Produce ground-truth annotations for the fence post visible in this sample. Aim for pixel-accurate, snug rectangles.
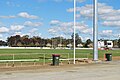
[12,54,15,67]
[43,53,45,65]
[87,53,89,59]
[68,53,70,64]
[21,61,23,67]
[34,60,36,66]
[6,61,9,67]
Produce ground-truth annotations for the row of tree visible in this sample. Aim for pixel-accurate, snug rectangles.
[0,33,120,48]
[6,33,83,47]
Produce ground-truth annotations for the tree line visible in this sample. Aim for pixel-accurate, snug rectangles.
[0,33,120,48]
[6,33,83,47]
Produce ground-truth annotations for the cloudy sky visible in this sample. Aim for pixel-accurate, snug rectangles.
[0,0,120,41]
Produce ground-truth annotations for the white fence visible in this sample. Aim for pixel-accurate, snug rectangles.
[0,46,93,49]
[0,53,89,68]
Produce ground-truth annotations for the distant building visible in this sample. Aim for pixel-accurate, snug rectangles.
[98,41,104,48]
[77,44,83,48]
[87,43,93,48]
[46,43,52,47]
[98,41,113,48]
[58,44,63,47]
[106,41,113,48]
[67,43,72,48]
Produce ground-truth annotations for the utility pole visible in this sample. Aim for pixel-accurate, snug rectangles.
[93,0,98,61]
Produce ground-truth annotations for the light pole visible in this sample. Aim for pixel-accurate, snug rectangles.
[73,0,76,64]
[93,0,98,61]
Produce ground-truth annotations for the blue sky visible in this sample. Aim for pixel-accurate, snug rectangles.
[0,0,120,41]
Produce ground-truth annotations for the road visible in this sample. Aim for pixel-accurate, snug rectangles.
[0,61,120,80]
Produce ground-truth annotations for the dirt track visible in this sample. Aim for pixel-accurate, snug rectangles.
[0,61,120,80]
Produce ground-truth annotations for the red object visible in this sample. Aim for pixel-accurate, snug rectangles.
[52,54,60,57]
[104,48,109,50]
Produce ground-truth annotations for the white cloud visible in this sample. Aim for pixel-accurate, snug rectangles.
[0,12,40,19]
[99,30,114,38]
[67,7,81,12]
[12,32,22,36]
[100,10,120,21]
[29,28,38,33]
[10,25,24,31]
[6,1,20,7]
[50,20,60,25]
[49,21,74,36]
[28,28,41,37]
[76,22,92,34]
[98,3,114,15]
[48,28,58,36]
[98,29,120,39]
[18,12,39,19]
[24,21,43,27]
[67,2,120,32]
[0,27,9,33]
[102,21,120,27]
[12,32,31,37]
[67,5,93,18]
[0,15,16,19]
[66,2,120,39]
[49,20,92,36]
[102,30,112,34]
[67,3,120,21]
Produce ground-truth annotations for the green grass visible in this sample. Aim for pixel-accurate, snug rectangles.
[0,49,74,54]
[0,49,120,60]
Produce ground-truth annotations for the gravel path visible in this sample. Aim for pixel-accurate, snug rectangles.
[0,61,120,80]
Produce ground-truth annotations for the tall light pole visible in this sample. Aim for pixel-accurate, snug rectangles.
[93,0,98,61]
[73,0,76,64]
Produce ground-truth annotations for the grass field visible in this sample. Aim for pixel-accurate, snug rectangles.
[0,49,119,67]
[0,49,120,59]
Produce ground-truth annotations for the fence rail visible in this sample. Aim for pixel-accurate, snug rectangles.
[0,53,90,67]
[0,52,119,68]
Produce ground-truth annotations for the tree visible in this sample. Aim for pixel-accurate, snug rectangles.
[113,39,118,48]
[86,39,92,44]
[118,39,120,48]
[84,39,92,48]
[17,42,22,46]
[71,33,82,47]
[0,40,7,46]
[51,38,58,48]
[7,35,21,47]
[35,42,40,47]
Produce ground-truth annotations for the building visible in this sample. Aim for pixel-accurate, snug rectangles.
[98,40,113,49]
[98,41,104,48]
[106,41,113,48]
